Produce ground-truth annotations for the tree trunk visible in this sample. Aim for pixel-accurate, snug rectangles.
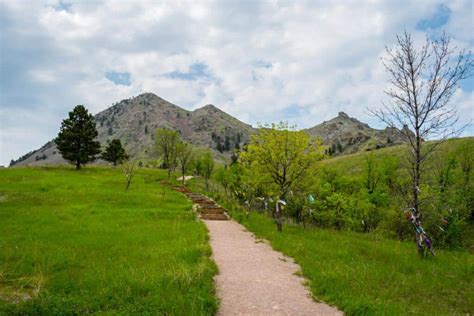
[275,215,282,232]
[413,133,421,215]
[275,191,285,232]
[416,233,424,257]
[76,161,81,170]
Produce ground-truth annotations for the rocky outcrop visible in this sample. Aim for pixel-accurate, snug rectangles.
[305,111,411,155]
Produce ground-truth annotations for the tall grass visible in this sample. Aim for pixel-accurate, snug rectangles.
[238,211,473,315]
[0,167,217,315]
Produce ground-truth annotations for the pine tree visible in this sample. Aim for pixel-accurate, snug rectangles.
[55,105,101,170]
[101,139,128,166]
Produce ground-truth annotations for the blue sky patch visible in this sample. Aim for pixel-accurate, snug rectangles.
[105,71,131,86]
[254,60,272,69]
[460,76,473,92]
[459,53,473,92]
[282,104,304,117]
[416,4,451,30]
[165,62,212,81]
[53,1,72,12]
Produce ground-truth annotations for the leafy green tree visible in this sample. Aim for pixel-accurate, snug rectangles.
[55,105,101,170]
[218,163,244,198]
[101,139,128,166]
[176,141,194,184]
[240,122,323,231]
[197,151,215,191]
[155,128,180,178]
[457,143,474,220]
[215,165,232,195]
[365,153,381,194]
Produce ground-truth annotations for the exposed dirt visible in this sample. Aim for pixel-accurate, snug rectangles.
[176,175,194,182]
[204,220,342,315]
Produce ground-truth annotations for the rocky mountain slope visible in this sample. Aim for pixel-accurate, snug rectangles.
[10,93,253,166]
[305,112,411,155]
[10,93,411,167]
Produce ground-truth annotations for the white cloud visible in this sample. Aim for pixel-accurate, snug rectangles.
[0,0,472,166]
[29,69,57,83]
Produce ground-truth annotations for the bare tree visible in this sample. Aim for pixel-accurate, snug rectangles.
[121,160,137,191]
[370,31,472,240]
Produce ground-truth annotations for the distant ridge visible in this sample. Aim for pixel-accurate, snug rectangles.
[305,111,411,155]
[11,93,410,166]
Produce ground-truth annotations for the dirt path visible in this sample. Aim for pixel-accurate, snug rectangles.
[204,220,342,315]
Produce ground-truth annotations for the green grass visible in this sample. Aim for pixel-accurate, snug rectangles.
[231,210,473,315]
[318,136,474,176]
[0,167,217,315]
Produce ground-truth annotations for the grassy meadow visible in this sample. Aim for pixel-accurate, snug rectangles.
[0,167,217,315]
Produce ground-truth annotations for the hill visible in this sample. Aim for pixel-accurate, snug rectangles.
[10,93,254,166]
[305,111,411,155]
[10,93,411,167]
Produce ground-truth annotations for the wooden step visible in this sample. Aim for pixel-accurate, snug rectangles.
[201,213,228,220]
[200,208,225,215]
[200,204,222,209]
[174,187,229,221]
[174,186,191,193]
[186,193,203,198]
[194,199,215,205]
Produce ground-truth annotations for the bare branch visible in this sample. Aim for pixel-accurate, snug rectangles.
[368,31,473,220]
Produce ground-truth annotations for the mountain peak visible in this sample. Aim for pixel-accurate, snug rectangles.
[11,93,254,167]
[138,92,158,98]
[338,111,349,118]
[305,111,410,155]
[202,104,217,110]
[195,104,222,113]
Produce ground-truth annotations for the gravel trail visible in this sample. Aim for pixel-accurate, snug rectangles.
[204,220,342,316]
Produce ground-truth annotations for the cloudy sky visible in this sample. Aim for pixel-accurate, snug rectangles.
[0,0,472,166]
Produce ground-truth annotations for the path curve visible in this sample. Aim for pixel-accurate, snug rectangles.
[204,220,342,315]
